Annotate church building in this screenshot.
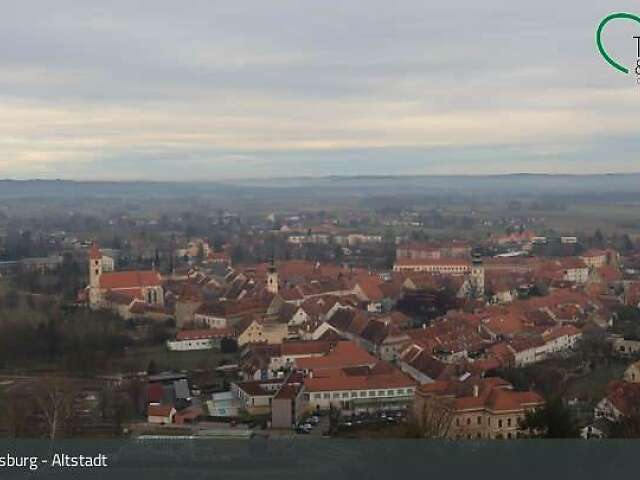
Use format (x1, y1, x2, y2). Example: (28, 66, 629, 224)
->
(87, 243, 164, 310)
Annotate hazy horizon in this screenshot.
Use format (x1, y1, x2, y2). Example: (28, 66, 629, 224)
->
(6, 171, 640, 183)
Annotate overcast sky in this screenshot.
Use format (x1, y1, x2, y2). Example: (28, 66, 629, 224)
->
(1, 1, 639, 180)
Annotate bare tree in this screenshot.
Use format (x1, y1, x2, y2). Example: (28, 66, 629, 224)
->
(413, 395, 455, 438)
(3, 392, 36, 437)
(32, 378, 76, 440)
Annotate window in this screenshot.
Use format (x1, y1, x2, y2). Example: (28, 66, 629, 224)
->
(507, 418, 511, 427)
(477, 416, 482, 425)
(369, 391, 375, 397)
(351, 392, 357, 398)
(498, 419, 503, 428)
(397, 389, 405, 395)
(360, 391, 366, 397)
(378, 390, 385, 396)
(342, 392, 349, 398)
(332, 393, 340, 399)
(387, 390, 394, 395)
(466, 418, 471, 425)
(456, 418, 460, 426)
(323, 393, 330, 399)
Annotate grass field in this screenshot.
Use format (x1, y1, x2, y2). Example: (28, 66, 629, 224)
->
(395, 200, 640, 239)
(0, 344, 239, 376)
(431, 200, 640, 236)
(532, 204, 640, 235)
(114, 346, 239, 373)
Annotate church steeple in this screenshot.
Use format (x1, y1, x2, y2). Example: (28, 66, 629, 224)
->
(89, 242, 103, 288)
(470, 252, 484, 298)
(267, 257, 279, 294)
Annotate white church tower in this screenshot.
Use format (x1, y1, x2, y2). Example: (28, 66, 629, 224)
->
(89, 242, 103, 287)
(88, 242, 103, 308)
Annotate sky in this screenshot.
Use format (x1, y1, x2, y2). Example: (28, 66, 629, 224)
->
(1, 0, 639, 180)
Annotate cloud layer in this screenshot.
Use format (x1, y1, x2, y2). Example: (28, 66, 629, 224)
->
(1, 0, 639, 179)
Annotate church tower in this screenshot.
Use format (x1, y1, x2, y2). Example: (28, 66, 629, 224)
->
(470, 253, 484, 298)
(266, 258, 279, 295)
(89, 242, 103, 288)
(88, 242, 103, 309)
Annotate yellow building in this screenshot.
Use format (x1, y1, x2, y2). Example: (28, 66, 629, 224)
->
(237, 318, 289, 346)
(414, 376, 544, 439)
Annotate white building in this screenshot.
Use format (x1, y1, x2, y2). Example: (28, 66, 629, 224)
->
(393, 258, 471, 274)
(166, 329, 234, 351)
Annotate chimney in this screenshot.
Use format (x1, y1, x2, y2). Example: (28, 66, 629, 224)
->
(473, 384, 479, 397)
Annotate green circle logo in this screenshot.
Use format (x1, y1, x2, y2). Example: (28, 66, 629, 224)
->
(596, 12, 640, 74)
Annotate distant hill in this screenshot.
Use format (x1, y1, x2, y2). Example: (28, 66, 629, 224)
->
(2, 174, 640, 201)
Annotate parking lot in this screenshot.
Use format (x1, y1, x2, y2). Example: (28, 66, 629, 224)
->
(293, 408, 409, 437)
(338, 409, 408, 430)
(295, 414, 330, 436)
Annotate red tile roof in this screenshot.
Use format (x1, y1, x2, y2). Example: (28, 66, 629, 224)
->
(305, 362, 415, 392)
(104, 290, 136, 305)
(274, 383, 303, 400)
(542, 324, 582, 342)
(606, 381, 640, 416)
(407, 315, 487, 354)
(295, 341, 376, 370)
(481, 311, 525, 336)
(89, 242, 102, 260)
(99, 270, 162, 289)
(175, 328, 235, 341)
(146, 383, 164, 403)
(352, 275, 386, 301)
(395, 258, 471, 267)
(148, 404, 174, 417)
(486, 342, 515, 365)
(281, 340, 332, 356)
(540, 257, 588, 271)
(418, 376, 544, 413)
(597, 266, 622, 282)
(508, 335, 545, 353)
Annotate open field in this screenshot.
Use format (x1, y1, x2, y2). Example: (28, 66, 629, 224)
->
(531, 204, 640, 235)
(115, 346, 238, 373)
